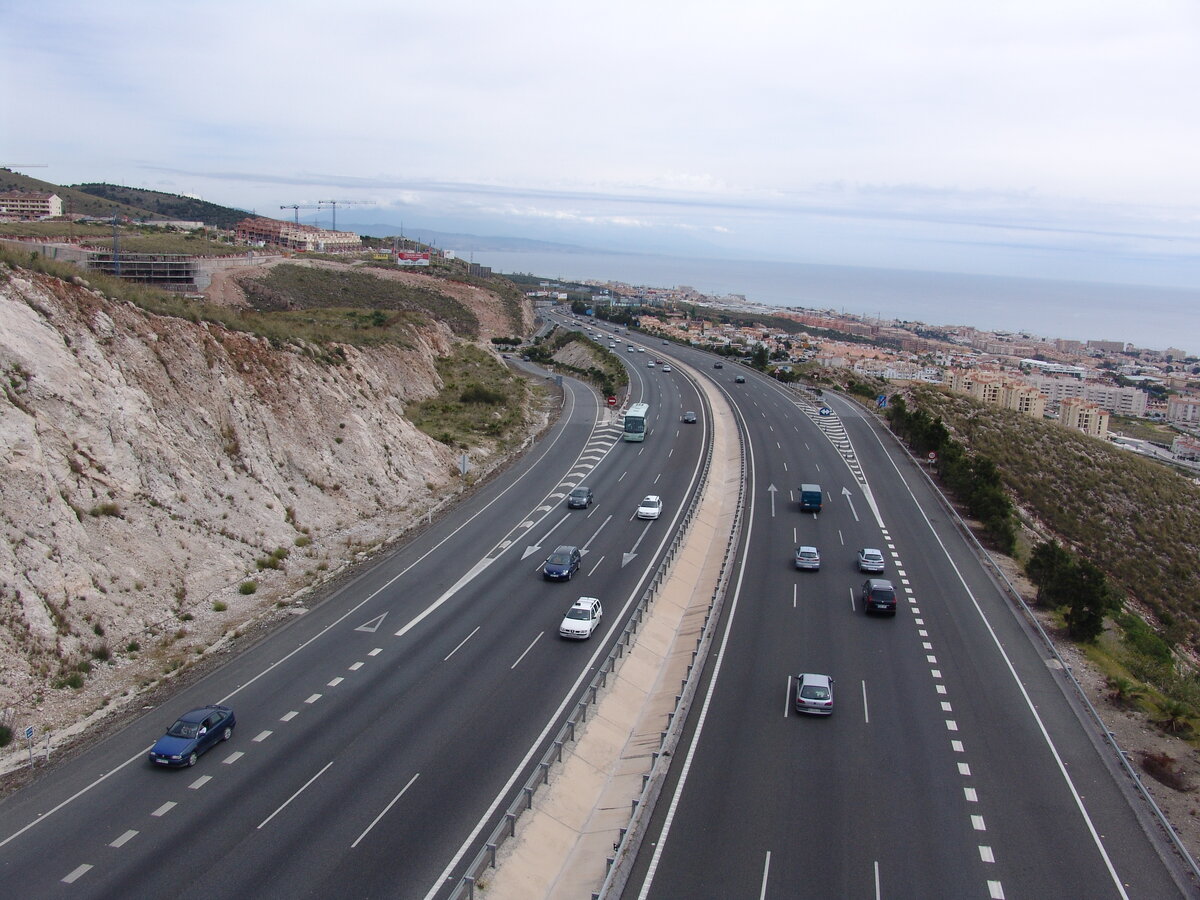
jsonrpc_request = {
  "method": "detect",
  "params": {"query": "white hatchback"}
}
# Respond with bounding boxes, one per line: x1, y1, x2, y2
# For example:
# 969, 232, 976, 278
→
636, 495, 663, 520
560, 597, 603, 639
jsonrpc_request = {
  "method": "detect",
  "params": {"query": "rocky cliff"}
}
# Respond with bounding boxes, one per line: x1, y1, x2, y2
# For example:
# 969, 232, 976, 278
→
0, 262, 535, 753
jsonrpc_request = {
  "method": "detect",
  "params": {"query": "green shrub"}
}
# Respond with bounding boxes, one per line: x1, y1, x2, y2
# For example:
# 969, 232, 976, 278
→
239, 581, 258, 595
212, 600, 228, 612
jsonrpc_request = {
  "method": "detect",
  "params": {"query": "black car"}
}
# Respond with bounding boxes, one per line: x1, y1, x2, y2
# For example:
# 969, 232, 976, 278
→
734, 375, 746, 383
543, 545, 582, 580
861, 578, 897, 615
682, 411, 697, 424
567, 486, 593, 509
714, 362, 723, 369
148, 705, 236, 767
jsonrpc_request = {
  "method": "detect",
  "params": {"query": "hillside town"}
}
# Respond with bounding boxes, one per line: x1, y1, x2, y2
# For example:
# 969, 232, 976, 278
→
5, 184, 1199, 464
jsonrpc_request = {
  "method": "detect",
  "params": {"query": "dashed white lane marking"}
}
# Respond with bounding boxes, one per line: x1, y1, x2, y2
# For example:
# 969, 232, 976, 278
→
62, 864, 92, 883
110, 829, 137, 848
253, 730, 272, 742
151, 802, 175, 817
926, 655, 938, 664
189, 775, 211, 789
980, 845, 995, 863
922, 642, 933, 650
972, 815, 987, 831
281, 711, 298, 722
964, 788, 979, 802
958, 762, 971, 776
305, 693, 321, 704
349, 662, 364, 671
931, 669, 942, 679
952, 740, 964, 752
946, 720, 959, 731
328, 677, 344, 687
369, 648, 382, 656
223, 751, 244, 764
988, 880, 1005, 898
936, 684, 947, 695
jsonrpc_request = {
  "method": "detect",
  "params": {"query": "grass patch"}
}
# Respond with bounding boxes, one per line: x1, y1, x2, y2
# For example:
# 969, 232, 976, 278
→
239, 581, 258, 595
408, 345, 531, 449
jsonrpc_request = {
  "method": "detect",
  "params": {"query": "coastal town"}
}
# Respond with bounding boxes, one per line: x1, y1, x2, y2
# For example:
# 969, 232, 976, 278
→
523, 276, 1200, 465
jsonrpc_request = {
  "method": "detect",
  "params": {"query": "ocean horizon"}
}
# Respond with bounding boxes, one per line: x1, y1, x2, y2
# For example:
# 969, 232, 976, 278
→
469, 249, 1200, 357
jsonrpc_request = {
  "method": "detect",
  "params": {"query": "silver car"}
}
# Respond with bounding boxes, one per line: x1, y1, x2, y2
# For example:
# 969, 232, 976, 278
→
858, 548, 885, 573
794, 546, 821, 571
794, 673, 834, 715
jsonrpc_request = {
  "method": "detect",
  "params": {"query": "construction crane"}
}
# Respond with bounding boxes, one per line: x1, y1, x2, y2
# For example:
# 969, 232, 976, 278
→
317, 199, 374, 232
280, 203, 321, 225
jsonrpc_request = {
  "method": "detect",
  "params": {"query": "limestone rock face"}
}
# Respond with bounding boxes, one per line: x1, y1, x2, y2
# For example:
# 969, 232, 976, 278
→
0, 265, 528, 744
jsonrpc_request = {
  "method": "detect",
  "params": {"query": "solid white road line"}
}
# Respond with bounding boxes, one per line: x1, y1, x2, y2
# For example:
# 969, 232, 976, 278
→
351, 773, 420, 849
511, 632, 544, 669
258, 761, 334, 829
444, 626, 480, 661
759, 850, 771, 900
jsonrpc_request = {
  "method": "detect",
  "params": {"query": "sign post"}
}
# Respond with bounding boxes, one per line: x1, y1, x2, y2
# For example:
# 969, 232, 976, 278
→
25, 725, 34, 768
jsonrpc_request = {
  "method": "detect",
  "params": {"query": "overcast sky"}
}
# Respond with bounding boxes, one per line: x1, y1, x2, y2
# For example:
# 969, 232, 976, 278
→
5, 0, 1200, 289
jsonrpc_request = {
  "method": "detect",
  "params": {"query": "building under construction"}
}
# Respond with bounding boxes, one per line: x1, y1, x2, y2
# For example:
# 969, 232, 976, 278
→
235, 217, 360, 253
84, 251, 198, 291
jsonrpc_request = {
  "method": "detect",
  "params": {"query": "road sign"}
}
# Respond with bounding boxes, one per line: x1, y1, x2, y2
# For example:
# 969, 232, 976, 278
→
819, 406, 832, 416
25, 725, 34, 740
607, 396, 617, 407
928, 452, 937, 462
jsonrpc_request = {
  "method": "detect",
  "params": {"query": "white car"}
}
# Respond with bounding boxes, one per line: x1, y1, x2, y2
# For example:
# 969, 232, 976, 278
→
662, 365, 672, 373
647, 359, 656, 367
857, 548, 886, 573
637, 495, 663, 520
560, 597, 603, 639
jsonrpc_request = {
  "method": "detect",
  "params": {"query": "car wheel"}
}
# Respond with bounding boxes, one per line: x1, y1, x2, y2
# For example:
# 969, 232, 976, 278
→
221, 727, 233, 742
187, 752, 198, 767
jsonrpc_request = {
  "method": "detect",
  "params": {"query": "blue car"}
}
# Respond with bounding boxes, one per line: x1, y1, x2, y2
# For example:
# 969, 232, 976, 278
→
148, 705, 236, 767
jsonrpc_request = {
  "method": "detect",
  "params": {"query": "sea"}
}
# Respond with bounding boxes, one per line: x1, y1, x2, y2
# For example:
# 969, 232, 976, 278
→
471, 250, 1200, 357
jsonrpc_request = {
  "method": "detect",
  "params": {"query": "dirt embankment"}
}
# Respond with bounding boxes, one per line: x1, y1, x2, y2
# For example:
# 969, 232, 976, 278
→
0, 263, 533, 769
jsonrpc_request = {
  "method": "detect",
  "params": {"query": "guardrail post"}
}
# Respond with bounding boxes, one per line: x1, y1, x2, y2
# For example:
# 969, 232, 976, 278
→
554, 739, 563, 762
487, 843, 497, 867
506, 812, 516, 837
524, 786, 533, 809
464, 876, 474, 899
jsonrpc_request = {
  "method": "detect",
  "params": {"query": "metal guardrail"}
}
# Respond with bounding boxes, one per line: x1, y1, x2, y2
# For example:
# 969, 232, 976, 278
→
448, 393, 740, 900
843, 392, 1200, 889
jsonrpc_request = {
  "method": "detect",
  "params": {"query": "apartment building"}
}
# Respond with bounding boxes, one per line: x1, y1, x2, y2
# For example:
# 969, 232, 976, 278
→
0, 190, 63, 219
1028, 375, 1148, 416
1167, 397, 1200, 425
235, 217, 360, 252
1060, 398, 1110, 438
944, 369, 1045, 418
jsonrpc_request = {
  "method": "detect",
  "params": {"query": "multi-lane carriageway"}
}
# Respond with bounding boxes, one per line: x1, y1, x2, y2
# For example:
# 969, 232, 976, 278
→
0, 315, 1194, 899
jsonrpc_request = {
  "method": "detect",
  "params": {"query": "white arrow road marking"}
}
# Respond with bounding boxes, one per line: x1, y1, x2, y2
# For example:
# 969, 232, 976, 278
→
356, 613, 387, 633
842, 486, 860, 522
767, 483, 778, 516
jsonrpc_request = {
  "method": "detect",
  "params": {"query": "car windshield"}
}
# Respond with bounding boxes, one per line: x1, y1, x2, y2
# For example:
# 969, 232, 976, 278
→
570, 490, 587, 499
800, 685, 830, 700
548, 553, 570, 565
168, 721, 201, 738
565, 608, 591, 620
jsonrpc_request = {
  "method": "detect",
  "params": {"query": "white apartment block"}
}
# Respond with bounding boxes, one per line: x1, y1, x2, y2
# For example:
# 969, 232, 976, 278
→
0, 190, 63, 219
1028, 375, 1147, 416
1167, 397, 1200, 425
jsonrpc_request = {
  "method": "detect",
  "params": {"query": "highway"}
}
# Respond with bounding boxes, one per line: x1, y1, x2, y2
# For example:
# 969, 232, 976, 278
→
620, 357, 1194, 898
0, 319, 708, 898
1, 312, 1192, 899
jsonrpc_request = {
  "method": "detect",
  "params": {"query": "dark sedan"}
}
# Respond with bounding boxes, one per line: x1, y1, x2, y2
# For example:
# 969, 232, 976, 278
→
148, 705, 236, 767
